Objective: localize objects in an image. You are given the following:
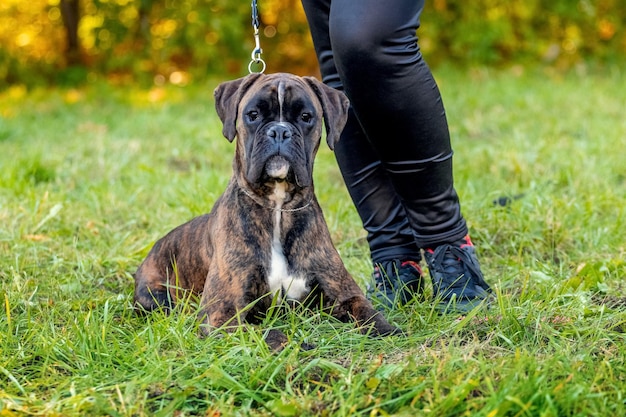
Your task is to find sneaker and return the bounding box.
[424,235,493,313]
[367,259,424,309]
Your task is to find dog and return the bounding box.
[133,72,400,350]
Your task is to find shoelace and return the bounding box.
[374,260,421,285]
[428,244,490,291]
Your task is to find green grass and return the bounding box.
[1,65,626,416]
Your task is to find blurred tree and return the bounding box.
[255,0,317,76]
[60,0,81,65]
[421,0,624,68]
[0,0,66,84]
[0,0,624,87]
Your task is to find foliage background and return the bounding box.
[1,0,624,87]
[1,1,626,415]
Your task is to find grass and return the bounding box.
[1,65,626,416]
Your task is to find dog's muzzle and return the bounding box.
[264,155,291,180]
[264,123,293,180]
[267,123,293,144]
[246,121,309,186]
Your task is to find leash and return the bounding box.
[248,0,266,74]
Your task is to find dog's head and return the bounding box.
[214,73,349,190]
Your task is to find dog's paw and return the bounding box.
[371,323,404,337]
[300,341,316,351]
[265,329,289,352]
[133,287,173,315]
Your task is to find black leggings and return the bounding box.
[301,0,468,263]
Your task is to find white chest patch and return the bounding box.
[267,182,309,301]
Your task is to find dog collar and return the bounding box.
[240,188,312,213]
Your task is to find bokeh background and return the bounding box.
[0,0,624,87]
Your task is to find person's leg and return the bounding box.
[302,0,424,307]
[336,112,426,306]
[328,0,467,248]
[302,0,492,310]
[302,0,420,263]
[328,0,492,310]
[326,0,492,311]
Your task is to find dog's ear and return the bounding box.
[214,73,264,142]
[303,76,350,150]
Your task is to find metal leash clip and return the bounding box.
[248,0,266,74]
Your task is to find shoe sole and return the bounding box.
[435,295,494,314]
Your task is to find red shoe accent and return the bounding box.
[426,235,474,258]
[460,234,474,249]
[400,260,423,275]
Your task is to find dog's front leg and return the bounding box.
[197,283,292,351]
[196,268,298,351]
[318,269,402,337]
[197,290,258,338]
[196,266,271,336]
[340,295,402,337]
[197,298,244,336]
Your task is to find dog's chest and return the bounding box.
[266,183,309,300]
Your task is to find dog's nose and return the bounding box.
[267,124,292,142]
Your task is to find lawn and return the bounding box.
[1,66,625,416]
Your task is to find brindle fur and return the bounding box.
[133,73,400,350]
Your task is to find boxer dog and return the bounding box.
[133,73,400,350]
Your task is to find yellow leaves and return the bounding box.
[0,0,63,63]
[5,85,27,101]
[0,408,21,417]
[79,14,105,50]
[205,31,219,46]
[0,0,625,84]
[261,0,308,26]
[48,6,61,22]
[118,6,138,25]
[598,19,616,40]
[552,373,574,393]
[486,6,504,21]
[563,24,582,54]
[433,0,447,12]
[151,19,178,39]
[169,71,190,86]
[15,32,32,47]
[64,89,83,103]
[147,87,167,103]
[186,10,198,23]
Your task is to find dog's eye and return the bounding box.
[247,111,259,122]
[301,112,312,123]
